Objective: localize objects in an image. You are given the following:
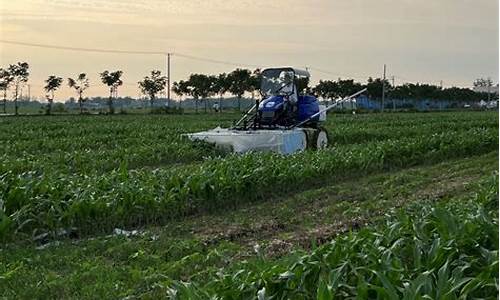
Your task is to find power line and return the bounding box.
[393,75,471,87]
[0,39,410,82]
[0,39,265,68]
[174,53,265,69]
[0,39,167,55]
[1,39,366,74]
[1,39,476,87]
[307,66,369,80]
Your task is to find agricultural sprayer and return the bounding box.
[187,67,366,154]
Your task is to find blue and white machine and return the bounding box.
[187,67,366,154]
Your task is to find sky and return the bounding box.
[0,0,498,100]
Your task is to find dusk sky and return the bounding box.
[0,0,498,100]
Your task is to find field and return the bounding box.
[0,111,498,298]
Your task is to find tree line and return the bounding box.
[305,77,495,103]
[0,62,168,115]
[172,71,497,111]
[0,61,496,115]
[172,69,260,113]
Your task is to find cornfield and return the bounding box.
[0,113,497,240]
[171,175,499,299]
[0,111,498,298]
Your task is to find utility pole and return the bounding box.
[166,53,171,107]
[381,64,386,112]
[439,81,443,111]
[28,84,31,101]
[391,76,395,112]
[487,78,491,102]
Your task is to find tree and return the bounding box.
[313,80,339,104]
[366,77,391,100]
[336,79,363,98]
[248,69,262,100]
[473,78,493,88]
[204,75,218,112]
[474,78,494,101]
[0,68,13,114]
[138,70,167,110]
[211,73,231,111]
[8,62,29,115]
[100,70,123,114]
[227,68,251,111]
[391,84,413,100]
[68,73,90,114]
[172,80,190,109]
[185,74,213,113]
[44,76,63,115]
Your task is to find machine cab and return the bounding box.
[258,67,320,127]
[260,67,310,101]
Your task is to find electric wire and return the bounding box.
[1,39,473,87]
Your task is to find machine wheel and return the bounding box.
[316,129,329,149]
[303,128,329,150]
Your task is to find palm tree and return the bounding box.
[44,75,63,115]
[138,70,167,110]
[7,62,29,115]
[0,68,12,114]
[100,70,123,114]
[68,73,90,114]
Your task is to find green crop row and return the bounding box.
[0,112,496,176]
[328,111,496,126]
[0,114,233,174]
[169,174,498,299]
[330,117,498,145]
[0,127,497,241]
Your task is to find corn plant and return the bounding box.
[169,174,499,299]
[0,126,497,241]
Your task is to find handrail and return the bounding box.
[233,104,257,128]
